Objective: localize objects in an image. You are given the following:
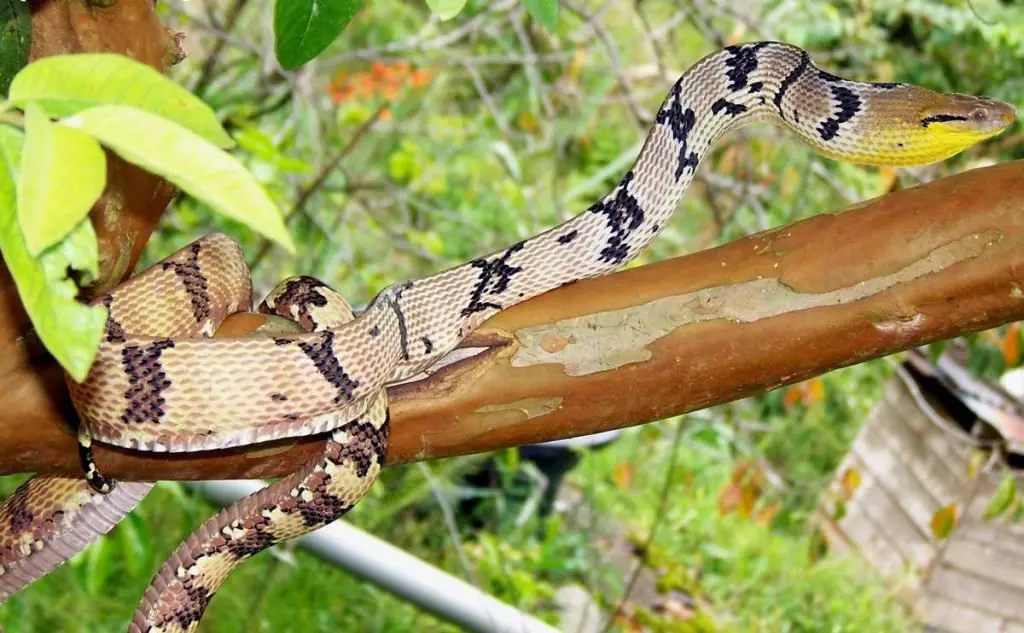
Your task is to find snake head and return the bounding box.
[919,94,1017,137]
[907,91,1017,163]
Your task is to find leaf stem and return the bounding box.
[0,109,25,128]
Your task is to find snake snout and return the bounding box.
[972,98,1017,134]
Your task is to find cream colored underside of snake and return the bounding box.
[0,41,1011,632]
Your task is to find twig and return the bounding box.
[600,418,687,633]
[561,0,653,127]
[249,102,391,270]
[633,0,672,84]
[191,0,251,96]
[461,60,513,136]
[320,0,520,68]
[416,463,482,587]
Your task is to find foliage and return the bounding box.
[0,54,292,379]
[576,423,918,633]
[273,0,559,68]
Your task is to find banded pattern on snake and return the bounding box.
[0,42,1015,632]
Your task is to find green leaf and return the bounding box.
[0,0,31,96]
[930,503,957,541]
[19,103,106,256]
[274,0,362,70]
[62,105,295,254]
[0,126,107,382]
[983,475,1018,520]
[117,513,151,577]
[523,0,557,28]
[426,0,468,20]
[9,54,234,148]
[84,533,111,596]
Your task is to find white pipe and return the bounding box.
[195,480,562,633]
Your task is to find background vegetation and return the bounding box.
[2,0,1023,631]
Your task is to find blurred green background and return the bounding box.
[2,0,1022,631]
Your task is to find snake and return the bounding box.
[0,41,1015,632]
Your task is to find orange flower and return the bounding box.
[410,69,431,88]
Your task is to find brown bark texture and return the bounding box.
[2,158,1023,480]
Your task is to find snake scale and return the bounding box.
[0,42,1015,632]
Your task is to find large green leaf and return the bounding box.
[426,0,468,20]
[983,475,1018,520]
[19,103,107,256]
[0,126,106,382]
[523,0,557,28]
[63,105,296,254]
[274,0,362,69]
[8,54,234,149]
[0,0,31,96]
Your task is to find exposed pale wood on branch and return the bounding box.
[1,160,1022,480]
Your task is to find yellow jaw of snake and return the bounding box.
[840,85,1016,167]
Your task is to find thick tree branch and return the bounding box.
[2,160,1022,480]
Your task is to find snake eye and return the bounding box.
[970,108,988,122]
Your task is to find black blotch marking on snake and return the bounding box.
[818,85,861,141]
[161,577,216,632]
[774,50,810,120]
[264,276,331,331]
[422,336,434,355]
[270,393,288,402]
[120,339,176,425]
[588,170,645,265]
[101,295,125,343]
[328,415,390,479]
[369,325,380,338]
[378,282,413,360]
[223,528,277,560]
[748,81,764,93]
[817,69,899,91]
[921,114,968,127]
[711,97,747,117]
[557,230,578,245]
[655,81,700,180]
[161,242,211,324]
[297,489,349,528]
[722,42,769,91]
[461,242,525,317]
[7,484,32,534]
[817,69,843,83]
[296,331,360,404]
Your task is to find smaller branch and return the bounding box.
[562,0,652,126]
[632,0,671,84]
[601,418,686,633]
[191,0,251,97]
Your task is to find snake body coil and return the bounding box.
[0,42,1014,632]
